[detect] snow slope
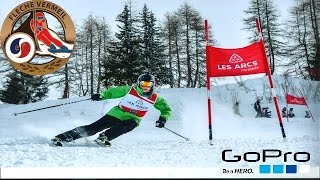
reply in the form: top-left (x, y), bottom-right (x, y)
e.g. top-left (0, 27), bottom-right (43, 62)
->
top-left (0, 75), bottom-right (319, 178)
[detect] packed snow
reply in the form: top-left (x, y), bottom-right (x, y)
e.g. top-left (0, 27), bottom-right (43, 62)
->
top-left (0, 75), bottom-right (319, 178)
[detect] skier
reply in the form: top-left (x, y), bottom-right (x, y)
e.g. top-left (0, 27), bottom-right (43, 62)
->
top-left (30, 11), bottom-right (71, 53)
top-left (232, 101), bottom-right (242, 117)
top-left (51, 72), bottom-right (171, 147)
top-left (254, 99), bottom-right (262, 118)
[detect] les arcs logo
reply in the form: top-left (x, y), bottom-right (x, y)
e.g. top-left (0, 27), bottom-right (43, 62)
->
top-left (0, 0), bottom-right (76, 75)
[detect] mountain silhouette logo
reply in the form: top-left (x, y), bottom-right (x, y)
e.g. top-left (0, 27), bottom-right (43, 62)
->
top-left (135, 99), bottom-right (143, 105)
top-left (229, 53), bottom-right (244, 63)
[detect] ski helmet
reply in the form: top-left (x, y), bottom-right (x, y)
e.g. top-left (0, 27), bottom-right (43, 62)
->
top-left (137, 72), bottom-right (155, 95)
top-left (35, 12), bottom-right (46, 25)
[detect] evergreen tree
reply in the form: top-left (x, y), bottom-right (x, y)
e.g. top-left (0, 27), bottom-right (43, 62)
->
top-left (0, 70), bottom-right (49, 104)
top-left (283, 0), bottom-right (320, 80)
top-left (162, 13), bottom-right (181, 88)
top-left (139, 4), bottom-right (170, 86)
top-left (53, 15), bottom-right (112, 97)
top-left (19, 72), bottom-right (49, 104)
top-left (0, 70), bottom-right (24, 104)
top-left (243, 0), bottom-right (285, 74)
top-left (103, 3), bottom-right (143, 87)
top-left (161, 2), bottom-right (210, 87)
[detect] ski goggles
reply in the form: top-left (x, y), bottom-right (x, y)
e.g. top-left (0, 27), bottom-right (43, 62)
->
top-left (37, 16), bottom-right (44, 21)
top-left (139, 81), bottom-right (153, 87)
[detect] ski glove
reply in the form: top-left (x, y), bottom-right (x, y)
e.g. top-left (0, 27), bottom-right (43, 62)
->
top-left (156, 117), bottom-right (166, 128)
top-left (91, 94), bottom-right (102, 101)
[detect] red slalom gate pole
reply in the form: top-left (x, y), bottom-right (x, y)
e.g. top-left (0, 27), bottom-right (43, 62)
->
top-left (256, 17), bottom-right (286, 139)
top-left (205, 20), bottom-right (213, 145)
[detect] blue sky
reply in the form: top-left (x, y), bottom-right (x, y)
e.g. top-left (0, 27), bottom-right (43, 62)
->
top-left (1, 0), bottom-right (293, 48)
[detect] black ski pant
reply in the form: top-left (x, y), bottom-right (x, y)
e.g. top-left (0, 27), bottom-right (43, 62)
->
top-left (55, 114), bottom-right (138, 142)
top-left (255, 109), bottom-right (262, 118)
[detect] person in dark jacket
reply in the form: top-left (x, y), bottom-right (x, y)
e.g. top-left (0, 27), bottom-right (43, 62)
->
top-left (305, 111), bottom-right (311, 118)
top-left (282, 107), bottom-right (288, 117)
top-left (254, 99), bottom-right (261, 118)
top-left (261, 107), bottom-right (271, 118)
top-left (288, 108), bottom-right (295, 118)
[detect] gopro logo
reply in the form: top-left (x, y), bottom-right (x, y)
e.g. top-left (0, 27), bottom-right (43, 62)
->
top-left (222, 149), bottom-right (310, 162)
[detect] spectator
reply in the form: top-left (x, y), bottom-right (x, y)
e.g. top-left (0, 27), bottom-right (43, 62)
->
top-left (233, 101), bottom-right (242, 117)
top-left (288, 108), bottom-right (295, 118)
top-left (254, 99), bottom-right (262, 118)
top-left (261, 107), bottom-right (271, 118)
top-left (305, 111), bottom-right (311, 118)
top-left (282, 107), bottom-right (288, 117)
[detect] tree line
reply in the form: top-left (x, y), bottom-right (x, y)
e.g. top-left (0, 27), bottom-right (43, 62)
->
top-left (0, 0), bottom-right (319, 104)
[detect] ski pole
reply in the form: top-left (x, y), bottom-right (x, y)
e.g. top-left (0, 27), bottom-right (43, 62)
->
top-left (163, 127), bottom-right (190, 141)
top-left (14, 98), bottom-right (91, 116)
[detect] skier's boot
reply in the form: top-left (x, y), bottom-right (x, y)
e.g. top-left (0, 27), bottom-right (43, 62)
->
top-left (94, 133), bottom-right (111, 147)
top-left (48, 44), bottom-right (59, 54)
top-left (59, 45), bottom-right (72, 53)
top-left (51, 137), bottom-right (63, 147)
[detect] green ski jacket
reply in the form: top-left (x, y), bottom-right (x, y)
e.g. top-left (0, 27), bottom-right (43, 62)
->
top-left (100, 85), bottom-right (171, 125)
